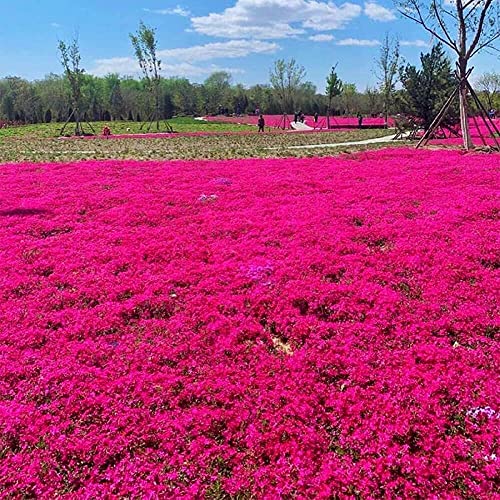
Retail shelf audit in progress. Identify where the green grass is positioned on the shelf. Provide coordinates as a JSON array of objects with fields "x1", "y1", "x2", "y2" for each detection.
[
  {"x1": 0, "y1": 117, "x2": 254, "y2": 139},
  {"x1": 0, "y1": 126, "x2": 406, "y2": 163}
]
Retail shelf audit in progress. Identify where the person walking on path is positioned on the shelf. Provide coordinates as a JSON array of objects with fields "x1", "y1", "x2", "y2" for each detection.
[
  {"x1": 258, "y1": 114, "x2": 265, "y2": 132},
  {"x1": 357, "y1": 112, "x2": 363, "y2": 128}
]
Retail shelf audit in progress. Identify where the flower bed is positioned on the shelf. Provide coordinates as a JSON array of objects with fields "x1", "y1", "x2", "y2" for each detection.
[
  {"x1": 429, "y1": 118, "x2": 500, "y2": 147},
  {"x1": 205, "y1": 114, "x2": 394, "y2": 128},
  {"x1": 0, "y1": 149, "x2": 498, "y2": 497}
]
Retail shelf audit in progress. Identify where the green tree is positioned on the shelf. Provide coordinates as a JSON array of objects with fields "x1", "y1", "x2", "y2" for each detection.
[
  {"x1": 247, "y1": 84, "x2": 276, "y2": 114},
  {"x1": 269, "y1": 59, "x2": 306, "y2": 113},
  {"x1": 203, "y1": 71, "x2": 232, "y2": 114},
  {"x1": 341, "y1": 83, "x2": 358, "y2": 115},
  {"x1": 130, "y1": 21, "x2": 167, "y2": 131},
  {"x1": 476, "y1": 71, "x2": 500, "y2": 110},
  {"x1": 232, "y1": 83, "x2": 249, "y2": 115},
  {"x1": 326, "y1": 65, "x2": 343, "y2": 127},
  {"x1": 35, "y1": 74, "x2": 70, "y2": 122},
  {"x1": 399, "y1": 43, "x2": 457, "y2": 130},
  {"x1": 365, "y1": 87, "x2": 382, "y2": 115},
  {"x1": 1, "y1": 93, "x2": 14, "y2": 120},
  {"x1": 121, "y1": 78, "x2": 147, "y2": 121},
  {"x1": 58, "y1": 37, "x2": 86, "y2": 135},
  {"x1": 82, "y1": 75, "x2": 105, "y2": 121},
  {"x1": 106, "y1": 74, "x2": 124, "y2": 120}
]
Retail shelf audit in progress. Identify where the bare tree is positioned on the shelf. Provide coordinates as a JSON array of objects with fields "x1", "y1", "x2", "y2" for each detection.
[
  {"x1": 397, "y1": 0, "x2": 500, "y2": 149},
  {"x1": 58, "y1": 37, "x2": 85, "y2": 136},
  {"x1": 376, "y1": 34, "x2": 400, "y2": 126},
  {"x1": 130, "y1": 22, "x2": 168, "y2": 132},
  {"x1": 326, "y1": 65, "x2": 343, "y2": 128},
  {"x1": 269, "y1": 59, "x2": 306, "y2": 113}
]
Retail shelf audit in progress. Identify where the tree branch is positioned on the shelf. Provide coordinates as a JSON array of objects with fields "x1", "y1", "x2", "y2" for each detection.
[
  {"x1": 464, "y1": 0, "x2": 488, "y2": 21},
  {"x1": 466, "y1": 0, "x2": 495, "y2": 58},
  {"x1": 463, "y1": 0, "x2": 481, "y2": 9},
  {"x1": 398, "y1": 6, "x2": 457, "y2": 52},
  {"x1": 431, "y1": 0, "x2": 458, "y2": 50},
  {"x1": 470, "y1": 32, "x2": 500, "y2": 58}
]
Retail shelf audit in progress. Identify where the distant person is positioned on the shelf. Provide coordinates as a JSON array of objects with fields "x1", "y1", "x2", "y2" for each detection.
[
  {"x1": 357, "y1": 112, "x2": 363, "y2": 128},
  {"x1": 314, "y1": 112, "x2": 319, "y2": 124},
  {"x1": 258, "y1": 114, "x2": 265, "y2": 132},
  {"x1": 294, "y1": 111, "x2": 299, "y2": 123},
  {"x1": 488, "y1": 108, "x2": 496, "y2": 119},
  {"x1": 255, "y1": 107, "x2": 260, "y2": 116},
  {"x1": 299, "y1": 111, "x2": 305, "y2": 123},
  {"x1": 102, "y1": 124, "x2": 111, "y2": 138}
]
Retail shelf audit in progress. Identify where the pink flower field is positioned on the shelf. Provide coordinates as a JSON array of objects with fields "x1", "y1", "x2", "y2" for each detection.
[
  {"x1": 0, "y1": 149, "x2": 499, "y2": 497},
  {"x1": 204, "y1": 114, "x2": 394, "y2": 129}
]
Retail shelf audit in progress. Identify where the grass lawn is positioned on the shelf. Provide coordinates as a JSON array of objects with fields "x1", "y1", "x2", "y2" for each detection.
[
  {"x1": 0, "y1": 117, "x2": 255, "y2": 139},
  {"x1": 0, "y1": 124, "x2": 399, "y2": 163}
]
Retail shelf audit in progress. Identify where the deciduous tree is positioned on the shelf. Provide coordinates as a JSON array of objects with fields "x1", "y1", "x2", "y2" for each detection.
[
  {"x1": 130, "y1": 22, "x2": 165, "y2": 131},
  {"x1": 377, "y1": 34, "x2": 400, "y2": 125},
  {"x1": 58, "y1": 37, "x2": 85, "y2": 135},
  {"x1": 326, "y1": 65, "x2": 343, "y2": 128},
  {"x1": 270, "y1": 59, "x2": 306, "y2": 113},
  {"x1": 476, "y1": 71, "x2": 500, "y2": 109}
]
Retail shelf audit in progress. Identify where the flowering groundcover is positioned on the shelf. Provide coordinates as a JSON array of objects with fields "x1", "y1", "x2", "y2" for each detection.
[
  {"x1": 205, "y1": 115, "x2": 394, "y2": 129},
  {"x1": 0, "y1": 149, "x2": 498, "y2": 497}
]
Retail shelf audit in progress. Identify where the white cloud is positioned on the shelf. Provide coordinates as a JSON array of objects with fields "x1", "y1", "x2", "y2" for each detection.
[
  {"x1": 158, "y1": 40, "x2": 279, "y2": 62},
  {"x1": 309, "y1": 34, "x2": 335, "y2": 42},
  {"x1": 90, "y1": 57, "x2": 244, "y2": 78},
  {"x1": 144, "y1": 5, "x2": 191, "y2": 17},
  {"x1": 191, "y1": 0, "x2": 363, "y2": 39},
  {"x1": 50, "y1": 22, "x2": 61, "y2": 28},
  {"x1": 336, "y1": 38, "x2": 381, "y2": 46},
  {"x1": 364, "y1": 2, "x2": 396, "y2": 21},
  {"x1": 400, "y1": 39, "x2": 430, "y2": 47},
  {"x1": 89, "y1": 40, "x2": 278, "y2": 78}
]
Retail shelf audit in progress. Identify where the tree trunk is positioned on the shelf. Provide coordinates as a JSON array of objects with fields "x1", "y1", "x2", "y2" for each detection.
[
  {"x1": 384, "y1": 92, "x2": 389, "y2": 128},
  {"x1": 486, "y1": 93, "x2": 493, "y2": 110},
  {"x1": 74, "y1": 108, "x2": 81, "y2": 136},
  {"x1": 458, "y1": 62, "x2": 473, "y2": 150}
]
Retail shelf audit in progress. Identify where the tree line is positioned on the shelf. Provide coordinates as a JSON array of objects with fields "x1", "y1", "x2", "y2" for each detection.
[
  {"x1": 0, "y1": 69, "x2": 389, "y2": 125},
  {"x1": 1, "y1": 56, "x2": 496, "y2": 126}
]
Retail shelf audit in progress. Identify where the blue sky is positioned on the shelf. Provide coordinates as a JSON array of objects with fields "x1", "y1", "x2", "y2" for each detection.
[{"x1": 0, "y1": 0, "x2": 497, "y2": 91}]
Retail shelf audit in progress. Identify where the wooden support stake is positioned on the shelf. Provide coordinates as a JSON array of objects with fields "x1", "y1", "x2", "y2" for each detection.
[
  {"x1": 416, "y1": 86, "x2": 459, "y2": 148},
  {"x1": 466, "y1": 81, "x2": 500, "y2": 150}
]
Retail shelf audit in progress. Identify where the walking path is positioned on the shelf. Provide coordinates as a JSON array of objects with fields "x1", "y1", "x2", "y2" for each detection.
[
  {"x1": 275, "y1": 132, "x2": 401, "y2": 150},
  {"x1": 290, "y1": 121, "x2": 314, "y2": 131}
]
